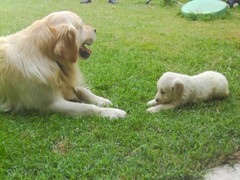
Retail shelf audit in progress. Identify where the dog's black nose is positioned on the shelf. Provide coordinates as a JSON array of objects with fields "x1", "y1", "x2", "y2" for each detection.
[
  {"x1": 94, "y1": 29, "x2": 96, "y2": 33},
  {"x1": 155, "y1": 98, "x2": 160, "y2": 103}
]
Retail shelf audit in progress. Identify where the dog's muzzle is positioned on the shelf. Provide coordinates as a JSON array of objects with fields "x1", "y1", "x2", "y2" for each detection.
[{"x1": 79, "y1": 44, "x2": 92, "y2": 59}]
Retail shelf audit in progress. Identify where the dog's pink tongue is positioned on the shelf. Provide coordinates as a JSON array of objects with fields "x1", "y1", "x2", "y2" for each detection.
[{"x1": 79, "y1": 45, "x2": 92, "y2": 59}]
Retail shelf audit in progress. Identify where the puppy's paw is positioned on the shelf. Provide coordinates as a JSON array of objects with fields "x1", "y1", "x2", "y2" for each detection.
[
  {"x1": 100, "y1": 108, "x2": 126, "y2": 119},
  {"x1": 147, "y1": 103, "x2": 177, "y2": 113},
  {"x1": 147, "y1": 99, "x2": 158, "y2": 107},
  {"x1": 146, "y1": 106, "x2": 160, "y2": 113}
]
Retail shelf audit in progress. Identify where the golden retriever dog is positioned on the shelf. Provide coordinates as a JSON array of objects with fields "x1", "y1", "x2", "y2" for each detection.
[
  {"x1": 0, "y1": 11, "x2": 126, "y2": 119},
  {"x1": 147, "y1": 71, "x2": 229, "y2": 113}
]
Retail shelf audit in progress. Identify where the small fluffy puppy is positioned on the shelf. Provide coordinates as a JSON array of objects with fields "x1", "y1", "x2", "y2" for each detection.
[
  {"x1": 0, "y1": 11, "x2": 126, "y2": 119},
  {"x1": 147, "y1": 71, "x2": 229, "y2": 113}
]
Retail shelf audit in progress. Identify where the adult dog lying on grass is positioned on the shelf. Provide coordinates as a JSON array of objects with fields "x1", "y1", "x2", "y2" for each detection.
[
  {"x1": 0, "y1": 11, "x2": 126, "y2": 119},
  {"x1": 147, "y1": 71, "x2": 229, "y2": 113}
]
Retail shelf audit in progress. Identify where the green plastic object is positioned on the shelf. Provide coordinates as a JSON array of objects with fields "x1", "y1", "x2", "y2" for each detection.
[{"x1": 181, "y1": 0, "x2": 227, "y2": 18}]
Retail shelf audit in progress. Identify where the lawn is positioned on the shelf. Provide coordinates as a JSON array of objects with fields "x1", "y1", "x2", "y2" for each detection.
[{"x1": 0, "y1": 0, "x2": 240, "y2": 179}]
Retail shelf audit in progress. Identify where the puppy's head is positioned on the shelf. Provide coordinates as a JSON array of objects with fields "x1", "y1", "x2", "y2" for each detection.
[
  {"x1": 42, "y1": 11, "x2": 96, "y2": 63},
  {"x1": 154, "y1": 73, "x2": 184, "y2": 104}
]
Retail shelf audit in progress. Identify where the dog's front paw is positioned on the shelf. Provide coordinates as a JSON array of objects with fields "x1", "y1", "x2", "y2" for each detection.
[
  {"x1": 93, "y1": 97, "x2": 113, "y2": 107},
  {"x1": 147, "y1": 99, "x2": 158, "y2": 107},
  {"x1": 146, "y1": 106, "x2": 161, "y2": 113},
  {"x1": 100, "y1": 108, "x2": 126, "y2": 119}
]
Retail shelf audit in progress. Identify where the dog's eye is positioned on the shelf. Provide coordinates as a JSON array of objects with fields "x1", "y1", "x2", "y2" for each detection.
[{"x1": 160, "y1": 89, "x2": 166, "y2": 95}]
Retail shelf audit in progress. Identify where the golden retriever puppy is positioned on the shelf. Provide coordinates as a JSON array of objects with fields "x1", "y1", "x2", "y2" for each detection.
[
  {"x1": 147, "y1": 71, "x2": 229, "y2": 113},
  {"x1": 0, "y1": 11, "x2": 126, "y2": 119}
]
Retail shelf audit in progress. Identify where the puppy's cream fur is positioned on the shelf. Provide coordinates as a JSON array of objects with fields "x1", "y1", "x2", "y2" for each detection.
[
  {"x1": 0, "y1": 11, "x2": 126, "y2": 119},
  {"x1": 147, "y1": 71, "x2": 229, "y2": 113}
]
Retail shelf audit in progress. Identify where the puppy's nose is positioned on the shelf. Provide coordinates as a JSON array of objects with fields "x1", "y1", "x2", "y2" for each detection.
[
  {"x1": 155, "y1": 98, "x2": 160, "y2": 103},
  {"x1": 94, "y1": 29, "x2": 96, "y2": 33}
]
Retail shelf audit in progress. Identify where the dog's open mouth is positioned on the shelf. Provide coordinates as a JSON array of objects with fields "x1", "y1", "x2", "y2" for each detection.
[{"x1": 79, "y1": 44, "x2": 92, "y2": 59}]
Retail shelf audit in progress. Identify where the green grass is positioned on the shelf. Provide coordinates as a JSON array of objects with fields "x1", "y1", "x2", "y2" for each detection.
[{"x1": 0, "y1": 0, "x2": 240, "y2": 179}]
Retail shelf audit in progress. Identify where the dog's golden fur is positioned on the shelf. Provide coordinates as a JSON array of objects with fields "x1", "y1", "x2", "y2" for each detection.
[{"x1": 0, "y1": 11, "x2": 126, "y2": 119}]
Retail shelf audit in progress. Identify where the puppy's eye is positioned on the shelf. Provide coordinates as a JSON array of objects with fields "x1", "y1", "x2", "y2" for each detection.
[{"x1": 160, "y1": 89, "x2": 166, "y2": 95}]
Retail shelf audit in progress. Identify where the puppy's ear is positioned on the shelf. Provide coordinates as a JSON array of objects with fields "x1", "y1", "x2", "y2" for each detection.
[
  {"x1": 172, "y1": 78, "x2": 184, "y2": 96},
  {"x1": 53, "y1": 24, "x2": 78, "y2": 63}
]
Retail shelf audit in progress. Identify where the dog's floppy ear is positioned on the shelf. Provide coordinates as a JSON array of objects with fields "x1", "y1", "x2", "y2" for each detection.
[
  {"x1": 172, "y1": 78, "x2": 184, "y2": 95},
  {"x1": 53, "y1": 24, "x2": 78, "y2": 63}
]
